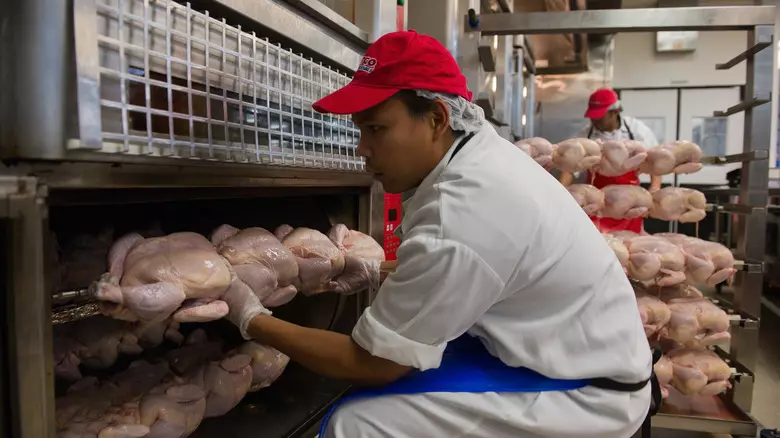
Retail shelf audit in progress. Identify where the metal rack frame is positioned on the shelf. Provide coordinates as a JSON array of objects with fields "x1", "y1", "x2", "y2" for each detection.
[
  {"x1": 3, "y1": 0, "x2": 369, "y2": 171},
  {"x1": 464, "y1": 6, "x2": 775, "y2": 436},
  {"x1": 0, "y1": 0, "x2": 388, "y2": 436}
]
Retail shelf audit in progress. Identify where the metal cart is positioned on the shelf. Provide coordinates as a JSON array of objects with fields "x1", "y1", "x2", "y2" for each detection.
[
  {"x1": 0, "y1": 0, "x2": 387, "y2": 436},
  {"x1": 463, "y1": 5, "x2": 774, "y2": 436}
]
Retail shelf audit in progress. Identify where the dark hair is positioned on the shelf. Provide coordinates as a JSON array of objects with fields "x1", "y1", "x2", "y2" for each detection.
[
  {"x1": 391, "y1": 89, "x2": 465, "y2": 136},
  {"x1": 391, "y1": 90, "x2": 440, "y2": 118}
]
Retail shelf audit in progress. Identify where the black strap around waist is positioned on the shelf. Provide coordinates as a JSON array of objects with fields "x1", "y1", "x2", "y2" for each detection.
[
  {"x1": 589, "y1": 376, "x2": 650, "y2": 392},
  {"x1": 589, "y1": 350, "x2": 663, "y2": 437},
  {"x1": 587, "y1": 349, "x2": 661, "y2": 396}
]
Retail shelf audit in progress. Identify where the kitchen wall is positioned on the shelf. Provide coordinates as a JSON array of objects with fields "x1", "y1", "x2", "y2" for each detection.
[{"x1": 612, "y1": 31, "x2": 748, "y2": 89}]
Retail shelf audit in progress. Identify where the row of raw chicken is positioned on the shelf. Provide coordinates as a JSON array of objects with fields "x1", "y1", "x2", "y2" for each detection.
[
  {"x1": 569, "y1": 184, "x2": 708, "y2": 223},
  {"x1": 514, "y1": 137, "x2": 703, "y2": 176},
  {"x1": 601, "y1": 231, "x2": 736, "y2": 400},
  {"x1": 89, "y1": 223, "x2": 385, "y2": 340},
  {"x1": 603, "y1": 231, "x2": 735, "y2": 288},
  {"x1": 55, "y1": 223, "x2": 386, "y2": 437},
  {"x1": 57, "y1": 327, "x2": 287, "y2": 437},
  {"x1": 633, "y1": 283, "x2": 734, "y2": 400}
]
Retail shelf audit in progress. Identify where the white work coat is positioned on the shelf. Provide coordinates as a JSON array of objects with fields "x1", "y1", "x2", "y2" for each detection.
[
  {"x1": 324, "y1": 123, "x2": 652, "y2": 438},
  {"x1": 577, "y1": 115, "x2": 659, "y2": 146}
]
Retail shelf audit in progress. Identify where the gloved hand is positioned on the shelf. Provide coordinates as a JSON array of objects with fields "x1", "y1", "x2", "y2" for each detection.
[
  {"x1": 222, "y1": 276, "x2": 272, "y2": 340},
  {"x1": 327, "y1": 255, "x2": 381, "y2": 295}
]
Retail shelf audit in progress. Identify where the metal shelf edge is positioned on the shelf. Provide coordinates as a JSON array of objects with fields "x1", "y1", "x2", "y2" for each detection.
[
  {"x1": 715, "y1": 37, "x2": 772, "y2": 70},
  {"x1": 714, "y1": 94, "x2": 771, "y2": 117},
  {"x1": 652, "y1": 411, "x2": 758, "y2": 436},
  {"x1": 701, "y1": 150, "x2": 769, "y2": 165},
  {"x1": 464, "y1": 6, "x2": 776, "y2": 35}
]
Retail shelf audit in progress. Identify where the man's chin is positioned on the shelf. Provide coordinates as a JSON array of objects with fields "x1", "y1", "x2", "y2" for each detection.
[{"x1": 373, "y1": 175, "x2": 401, "y2": 194}]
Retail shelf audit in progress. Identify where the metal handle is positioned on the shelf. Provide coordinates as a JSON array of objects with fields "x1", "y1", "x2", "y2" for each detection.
[{"x1": 468, "y1": 8, "x2": 480, "y2": 28}]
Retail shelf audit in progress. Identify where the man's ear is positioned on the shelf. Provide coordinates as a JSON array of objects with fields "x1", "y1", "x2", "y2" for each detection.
[{"x1": 431, "y1": 99, "x2": 450, "y2": 140}]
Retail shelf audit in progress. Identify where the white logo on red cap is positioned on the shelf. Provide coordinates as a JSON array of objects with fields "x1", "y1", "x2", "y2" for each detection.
[{"x1": 358, "y1": 56, "x2": 378, "y2": 73}]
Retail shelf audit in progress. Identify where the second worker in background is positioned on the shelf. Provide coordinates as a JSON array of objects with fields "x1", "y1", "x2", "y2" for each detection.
[{"x1": 559, "y1": 88, "x2": 663, "y2": 233}]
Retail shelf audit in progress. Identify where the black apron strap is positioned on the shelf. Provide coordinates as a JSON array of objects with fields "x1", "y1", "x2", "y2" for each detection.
[
  {"x1": 448, "y1": 132, "x2": 476, "y2": 164},
  {"x1": 587, "y1": 125, "x2": 594, "y2": 139},
  {"x1": 623, "y1": 117, "x2": 635, "y2": 140}
]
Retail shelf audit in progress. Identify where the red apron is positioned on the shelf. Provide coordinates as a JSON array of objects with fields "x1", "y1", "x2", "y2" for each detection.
[{"x1": 587, "y1": 170, "x2": 644, "y2": 233}]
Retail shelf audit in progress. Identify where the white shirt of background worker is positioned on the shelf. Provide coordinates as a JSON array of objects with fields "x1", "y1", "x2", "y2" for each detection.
[
  {"x1": 560, "y1": 88, "x2": 662, "y2": 234},
  {"x1": 222, "y1": 32, "x2": 652, "y2": 437}
]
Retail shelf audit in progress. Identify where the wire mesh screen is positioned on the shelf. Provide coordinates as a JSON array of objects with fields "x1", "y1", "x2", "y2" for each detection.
[{"x1": 86, "y1": 0, "x2": 362, "y2": 169}]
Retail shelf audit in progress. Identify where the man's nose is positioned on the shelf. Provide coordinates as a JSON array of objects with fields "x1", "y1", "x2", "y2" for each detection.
[{"x1": 356, "y1": 138, "x2": 371, "y2": 158}]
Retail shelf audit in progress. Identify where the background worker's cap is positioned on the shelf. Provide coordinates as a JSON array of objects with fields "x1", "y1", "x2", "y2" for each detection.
[{"x1": 585, "y1": 88, "x2": 621, "y2": 119}]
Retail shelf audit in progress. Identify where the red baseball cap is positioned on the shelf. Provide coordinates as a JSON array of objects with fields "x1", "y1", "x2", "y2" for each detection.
[
  {"x1": 585, "y1": 88, "x2": 620, "y2": 119},
  {"x1": 313, "y1": 30, "x2": 472, "y2": 115}
]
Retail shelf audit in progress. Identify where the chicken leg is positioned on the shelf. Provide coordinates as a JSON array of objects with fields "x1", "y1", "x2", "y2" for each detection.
[{"x1": 139, "y1": 384, "x2": 207, "y2": 438}]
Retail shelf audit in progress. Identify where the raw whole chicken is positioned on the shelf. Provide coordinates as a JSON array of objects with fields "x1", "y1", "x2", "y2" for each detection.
[
  {"x1": 53, "y1": 316, "x2": 144, "y2": 381},
  {"x1": 212, "y1": 224, "x2": 299, "y2": 307},
  {"x1": 274, "y1": 224, "x2": 294, "y2": 241},
  {"x1": 664, "y1": 297, "x2": 731, "y2": 348},
  {"x1": 656, "y1": 233, "x2": 736, "y2": 286},
  {"x1": 597, "y1": 140, "x2": 648, "y2": 177},
  {"x1": 552, "y1": 138, "x2": 601, "y2": 174},
  {"x1": 164, "y1": 329, "x2": 224, "y2": 376},
  {"x1": 92, "y1": 232, "x2": 232, "y2": 324},
  {"x1": 602, "y1": 233, "x2": 628, "y2": 272},
  {"x1": 568, "y1": 184, "x2": 605, "y2": 216},
  {"x1": 236, "y1": 341, "x2": 290, "y2": 391},
  {"x1": 328, "y1": 224, "x2": 386, "y2": 261},
  {"x1": 139, "y1": 383, "x2": 207, "y2": 438},
  {"x1": 327, "y1": 224, "x2": 387, "y2": 294},
  {"x1": 57, "y1": 377, "x2": 112, "y2": 432},
  {"x1": 189, "y1": 354, "x2": 253, "y2": 418},
  {"x1": 136, "y1": 318, "x2": 185, "y2": 348},
  {"x1": 617, "y1": 234, "x2": 686, "y2": 286},
  {"x1": 640, "y1": 141, "x2": 703, "y2": 175},
  {"x1": 56, "y1": 360, "x2": 170, "y2": 437},
  {"x1": 276, "y1": 225, "x2": 346, "y2": 295},
  {"x1": 635, "y1": 293, "x2": 671, "y2": 339},
  {"x1": 601, "y1": 185, "x2": 653, "y2": 219},
  {"x1": 514, "y1": 137, "x2": 555, "y2": 168},
  {"x1": 649, "y1": 187, "x2": 707, "y2": 223},
  {"x1": 659, "y1": 284, "x2": 704, "y2": 302},
  {"x1": 667, "y1": 348, "x2": 732, "y2": 396},
  {"x1": 611, "y1": 230, "x2": 642, "y2": 240},
  {"x1": 654, "y1": 355, "x2": 673, "y2": 399}
]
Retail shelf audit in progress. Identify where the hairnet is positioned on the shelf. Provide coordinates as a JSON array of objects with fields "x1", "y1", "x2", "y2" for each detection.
[{"x1": 414, "y1": 90, "x2": 486, "y2": 134}]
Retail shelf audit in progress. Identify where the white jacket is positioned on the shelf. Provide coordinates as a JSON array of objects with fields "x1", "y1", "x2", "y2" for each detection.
[
  {"x1": 577, "y1": 115, "x2": 659, "y2": 146},
  {"x1": 326, "y1": 123, "x2": 651, "y2": 438}
]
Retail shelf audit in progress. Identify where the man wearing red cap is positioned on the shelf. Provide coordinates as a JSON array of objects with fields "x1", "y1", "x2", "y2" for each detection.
[
  {"x1": 223, "y1": 32, "x2": 654, "y2": 437},
  {"x1": 560, "y1": 88, "x2": 662, "y2": 233}
]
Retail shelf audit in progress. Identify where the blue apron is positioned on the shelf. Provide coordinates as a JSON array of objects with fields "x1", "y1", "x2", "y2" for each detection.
[{"x1": 318, "y1": 334, "x2": 591, "y2": 436}]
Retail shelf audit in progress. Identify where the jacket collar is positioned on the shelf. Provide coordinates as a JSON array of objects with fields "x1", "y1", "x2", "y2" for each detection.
[{"x1": 394, "y1": 126, "x2": 489, "y2": 238}]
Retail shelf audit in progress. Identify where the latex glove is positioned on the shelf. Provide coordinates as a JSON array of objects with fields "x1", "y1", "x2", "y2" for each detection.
[
  {"x1": 327, "y1": 255, "x2": 381, "y2": 295},
  {"x1": 222, "y1": 277, "x2": 272, "y2": 340}
]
